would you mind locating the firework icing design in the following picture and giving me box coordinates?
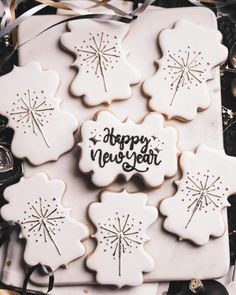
[183,172,227,229]
[0,62,78,165]
[160,144,236,246]
[0,173,89,270]
[99,213,142,277]
[76,32,121,93]
[78,111,178,188]
[60,19,140,106]
[164,48,208,107]
[7,89,54,147]
[87,190,158,287]
[143,20,228,121]
[20,197,65,256]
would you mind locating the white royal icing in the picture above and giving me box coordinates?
[160,144,236,245]
[60,19,140,106]
[78,111,178,187]
[87,190,158,287]
[1,172,89,270]
[0,62,78,165]
[143,20,228,121]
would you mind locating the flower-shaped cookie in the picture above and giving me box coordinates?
[60,19,140,106]
[87,190,158,287]
[1,172,89,270]
[160,144,236,245]
[0,62,78,165]
[79,111,178,187]
[143,20,228,121]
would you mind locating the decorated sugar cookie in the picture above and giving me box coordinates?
[160,144,236,246]
[78,111,178,187]
[0,173,89,270]
[87,190,158,287]
[60,19,140,106]
[143,20,228,121]
[0,62,78,165]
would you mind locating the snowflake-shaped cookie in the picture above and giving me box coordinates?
[87,190,158,287]
[143,20,228,121]
[0,172,89,270]
[0,62,78,165]
[60,19,140,106]
[160,144,236,245]
[79,111,178,187]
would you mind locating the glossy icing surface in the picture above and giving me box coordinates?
[0,62,78,165]
[1,172,89,271]
[143,20,227,121]
[79,111,178,187]
[161,145,236,245]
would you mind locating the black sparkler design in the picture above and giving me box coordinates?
[184,172,226,229]
[100,213,142,276]
[89,135,102,145]
[151,136,163,154]
[8,89,54,147]
[76,32,120,92]
[164,48,208,106]
[20,197,65,255]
